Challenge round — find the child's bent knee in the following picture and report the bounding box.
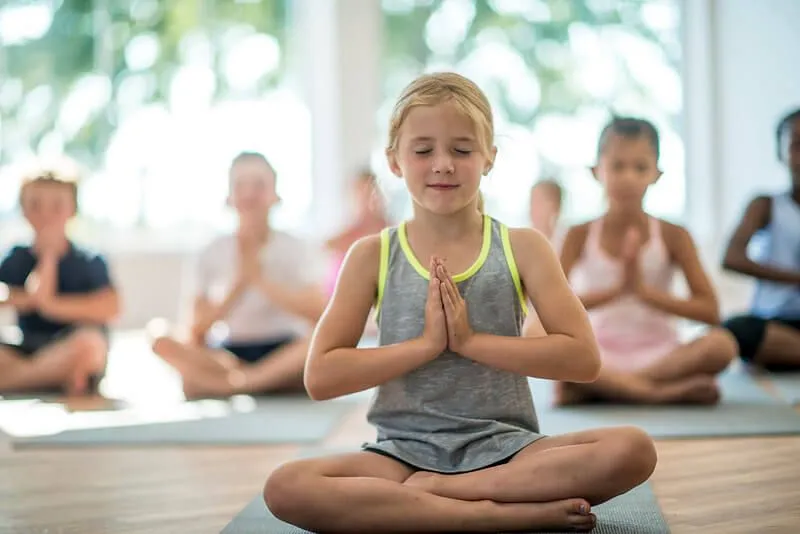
[705,328,738,365]
[263,462,312,521]
[70,329,107,354]
[607,427,657,481]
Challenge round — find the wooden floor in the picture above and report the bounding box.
[1,339,800,533]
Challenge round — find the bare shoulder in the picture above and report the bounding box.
[507,227,552,262]
[349,232,381,258]
[657,219,693,246]
[657,219,702,264]
[562,221,592,245]
[559,220,594,266]
[744,195,772,224]
[342,233,382,281]
[748,194,773,210]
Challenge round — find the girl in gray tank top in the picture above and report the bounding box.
[268,72,656,534]
[363,214,544,473]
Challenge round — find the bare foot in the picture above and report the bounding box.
[181,377,224,400]
[181,371,241,400]
[181,380,205,400]
[657,376,720,405]
[505,498,595,532]
[65,349,102,397]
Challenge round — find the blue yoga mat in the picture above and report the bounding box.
[529,367,800,438]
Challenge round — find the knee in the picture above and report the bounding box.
[703,328,739,368]
[605,427,657,484]
[69,329,107,365]
[263,462,309,522]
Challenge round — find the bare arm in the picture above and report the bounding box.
[37,287,121,324]
[722,196,800,284]
[254,280,327,324]
[639,222,720,325]
[458,228,601,383]
[304,236,438,401]
[560,223,622,310]
[20,253,116,323]
[0,287,36,312]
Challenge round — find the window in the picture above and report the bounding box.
[376,0,683,227]
[0,0,310,242]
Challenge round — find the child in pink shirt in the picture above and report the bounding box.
[558,117,737,405]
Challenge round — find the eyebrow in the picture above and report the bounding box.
[409,136,476,143]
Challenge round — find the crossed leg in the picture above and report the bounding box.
[557,328,737,405]
[152,336,308,399]
[264,426,655,532]
[403,426,656,506]
[749,321,800,369]
[0,327,107,395]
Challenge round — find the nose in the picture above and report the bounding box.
[432,153,454,174]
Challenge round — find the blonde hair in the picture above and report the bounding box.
[19,170,80,211]
[387,72,495,166]
[476,191,485,213]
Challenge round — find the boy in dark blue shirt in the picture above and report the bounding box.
[0,170,120,395]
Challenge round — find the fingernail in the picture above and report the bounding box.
[580,504,587,514]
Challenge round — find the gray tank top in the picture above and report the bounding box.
[362,215,544,473]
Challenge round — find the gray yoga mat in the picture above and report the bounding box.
[766,372,800,404]
[11,396,356,448]
[222,482,668,534]
[529,367,800,438]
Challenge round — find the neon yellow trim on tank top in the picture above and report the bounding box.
[375,228,390,316]
[398,214,492,282]
[500,223,529,316]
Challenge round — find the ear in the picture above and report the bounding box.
[386,149,403,178]
[483,146,498,175]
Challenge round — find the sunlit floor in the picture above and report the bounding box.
[1,331,799,533]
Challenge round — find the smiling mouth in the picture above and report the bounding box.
[428,184,459,190]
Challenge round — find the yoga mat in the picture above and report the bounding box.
[529,367,800,438]
[222,482,668,534]
[10,396,356,448]
[767,372,800,404]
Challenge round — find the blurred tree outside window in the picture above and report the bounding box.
[375,0,683,227]
[0,0,311,241]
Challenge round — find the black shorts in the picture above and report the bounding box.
[221,336,296,364]
[0,327,108,393]
[722,315,800,370]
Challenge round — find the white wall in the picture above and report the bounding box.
[685,0,800,254]
[716,0,800,234]
[291,0,382,232]
[682,0,800,315]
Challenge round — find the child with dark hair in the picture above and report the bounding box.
[557,116,737,405]
[721,108,800,370]
[0,169,120,395]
